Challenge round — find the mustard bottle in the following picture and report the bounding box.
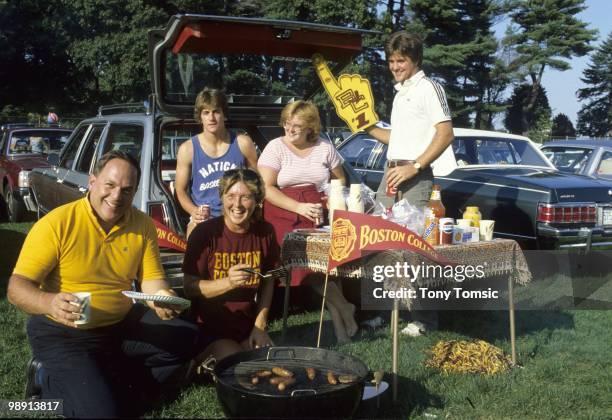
[463,206,481,227]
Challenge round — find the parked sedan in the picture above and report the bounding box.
[0,125,72,221]
[337,128,612,250]
[540,139,612,181]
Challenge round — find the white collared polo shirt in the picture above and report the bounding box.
[387,70,452,161]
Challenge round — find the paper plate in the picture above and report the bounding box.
[362,380,389,400]
[122,291,191,309]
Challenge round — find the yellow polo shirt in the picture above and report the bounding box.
[13,197,164,328]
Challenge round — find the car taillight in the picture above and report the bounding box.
[537,203,596,223]
[148,202,168,225]
[18,170,30,188]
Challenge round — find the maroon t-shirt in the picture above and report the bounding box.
[183,217,280,342]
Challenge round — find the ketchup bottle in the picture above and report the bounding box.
[423,185,445,245]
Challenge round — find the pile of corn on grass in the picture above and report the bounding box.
[425,340,512,374]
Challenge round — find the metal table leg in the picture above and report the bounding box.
[508,276,516,364]
[391,298,399,403]
[281,278,291,344]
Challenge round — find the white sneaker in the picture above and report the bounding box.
[401,321,426,337]
[361,316,385,329]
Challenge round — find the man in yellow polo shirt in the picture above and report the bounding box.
[8,151,206,418]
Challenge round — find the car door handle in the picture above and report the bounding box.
[56,179,64,183]
[78,187,87,193]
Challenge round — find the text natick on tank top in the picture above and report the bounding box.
[190,132,245,217]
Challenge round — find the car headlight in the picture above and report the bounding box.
[18,170,31,188]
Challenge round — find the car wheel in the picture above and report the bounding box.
[7,186,26,223]
[0,194,7,221]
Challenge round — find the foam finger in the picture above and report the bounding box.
[312,54,342,96]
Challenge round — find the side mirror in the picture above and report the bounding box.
[47,153,60,166]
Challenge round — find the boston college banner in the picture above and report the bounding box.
[152,219,187,252]
[327,210,452,271]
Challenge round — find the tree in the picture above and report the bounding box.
[405,0,506,127]
[0,0,88,115]
[504,84,551,135]
[551,113,576,138]
[503,0,597,135]
[576,32,612,137]
[262,0,382,125]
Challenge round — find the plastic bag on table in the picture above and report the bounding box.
[370,201,391,219]
[390,199,425,235]
[361,183,377,214]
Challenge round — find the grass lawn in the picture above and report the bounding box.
[1,222,611,419]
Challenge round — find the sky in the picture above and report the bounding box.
[499,0,611,127]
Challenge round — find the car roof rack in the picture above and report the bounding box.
[97,101,153,117]
[1,123,35,130]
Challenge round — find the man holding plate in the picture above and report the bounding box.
[8,151,205,418]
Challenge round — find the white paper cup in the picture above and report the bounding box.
[71,292,92,325]
[479,220,495,241]
[456,219,472,229]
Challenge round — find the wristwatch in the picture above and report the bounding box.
[413,161,422,171]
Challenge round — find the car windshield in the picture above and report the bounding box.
[454,137,549,167]
[163,52,339,106]
[338,133,551,171]
[540,146,593,173]
[9,130,70,155]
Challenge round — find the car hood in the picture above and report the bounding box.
[6,155,51,170]
[454,166,612,203]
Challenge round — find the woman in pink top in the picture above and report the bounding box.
[258,100,358,343]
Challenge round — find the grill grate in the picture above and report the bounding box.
[218,358,362,397]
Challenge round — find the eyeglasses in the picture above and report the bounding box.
[283,122,306,133]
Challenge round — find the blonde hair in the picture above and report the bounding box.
[280,100,321,142]
[218,168,265,220]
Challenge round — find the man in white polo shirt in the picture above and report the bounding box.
[366,31,454,335]
[367,31,454,210]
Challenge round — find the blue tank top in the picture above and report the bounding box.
[190,132,245,217]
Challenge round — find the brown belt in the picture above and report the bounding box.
[387,159,416,168]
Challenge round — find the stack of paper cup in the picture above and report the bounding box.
[479,220,495,241]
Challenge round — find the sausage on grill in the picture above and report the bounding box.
[327,371,338,385]
[272,367,294,378]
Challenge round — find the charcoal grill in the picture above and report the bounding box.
[213,346,369,418]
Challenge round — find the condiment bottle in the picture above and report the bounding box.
[347,184,364,213]
[423,185,446,245]
[462,206,481,227]
[327,181,346,222]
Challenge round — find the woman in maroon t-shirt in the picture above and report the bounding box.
[183,169,279,362]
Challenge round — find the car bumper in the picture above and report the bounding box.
[15,187,38,212]
[13,187,38,212]
[537,224,612,250]
[160,251,184,289]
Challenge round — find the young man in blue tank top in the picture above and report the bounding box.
[175,88,258,238]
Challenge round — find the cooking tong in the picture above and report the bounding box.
[240,266,288,280]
